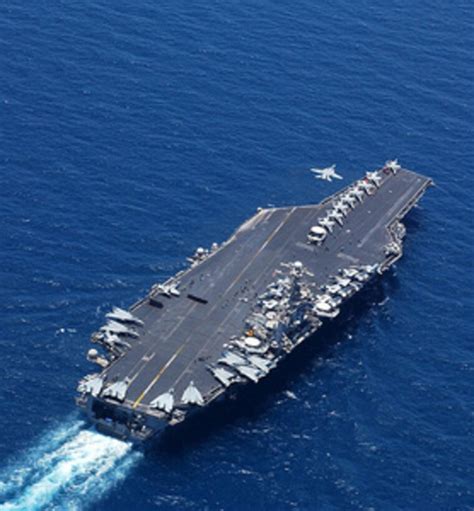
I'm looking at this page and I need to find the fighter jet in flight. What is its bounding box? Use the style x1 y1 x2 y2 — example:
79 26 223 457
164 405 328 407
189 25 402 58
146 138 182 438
310 165 343 182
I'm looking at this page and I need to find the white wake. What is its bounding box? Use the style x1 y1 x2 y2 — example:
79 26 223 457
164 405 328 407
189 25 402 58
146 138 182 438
0 419 142 511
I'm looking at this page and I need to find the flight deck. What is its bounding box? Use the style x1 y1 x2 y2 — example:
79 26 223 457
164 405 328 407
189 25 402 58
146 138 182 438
77 163 432 441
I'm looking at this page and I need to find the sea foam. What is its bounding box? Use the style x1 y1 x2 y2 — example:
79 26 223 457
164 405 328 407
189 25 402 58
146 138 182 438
0 420 141 511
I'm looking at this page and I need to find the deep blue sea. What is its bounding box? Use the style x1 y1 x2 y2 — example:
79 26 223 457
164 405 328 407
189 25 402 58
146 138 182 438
0 1 472 509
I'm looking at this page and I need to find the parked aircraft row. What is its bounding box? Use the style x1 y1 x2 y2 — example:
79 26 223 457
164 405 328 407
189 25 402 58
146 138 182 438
307 168 386 245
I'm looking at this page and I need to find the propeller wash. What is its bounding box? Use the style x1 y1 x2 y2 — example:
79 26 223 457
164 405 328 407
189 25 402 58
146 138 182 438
77 162 432 442
0 419 142 511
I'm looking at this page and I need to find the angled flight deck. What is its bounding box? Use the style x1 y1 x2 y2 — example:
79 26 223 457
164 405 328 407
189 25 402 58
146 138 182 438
77 163 432 441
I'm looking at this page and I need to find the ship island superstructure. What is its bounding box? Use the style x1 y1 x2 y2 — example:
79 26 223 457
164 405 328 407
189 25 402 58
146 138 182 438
76 162 432 441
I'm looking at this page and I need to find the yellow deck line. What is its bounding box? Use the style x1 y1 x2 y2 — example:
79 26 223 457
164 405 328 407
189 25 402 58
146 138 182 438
168 207 299 390
132 344 185 409
132 208 295 408
216 207 296 302
127 303 198 383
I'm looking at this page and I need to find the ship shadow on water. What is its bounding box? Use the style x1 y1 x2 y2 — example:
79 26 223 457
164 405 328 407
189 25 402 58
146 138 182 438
146 271 401 457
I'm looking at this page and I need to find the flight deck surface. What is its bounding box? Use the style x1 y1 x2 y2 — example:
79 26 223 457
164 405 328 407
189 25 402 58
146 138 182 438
77 165 432 440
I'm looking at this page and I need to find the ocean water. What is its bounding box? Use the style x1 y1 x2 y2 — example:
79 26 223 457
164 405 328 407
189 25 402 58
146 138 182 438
0 0 472 509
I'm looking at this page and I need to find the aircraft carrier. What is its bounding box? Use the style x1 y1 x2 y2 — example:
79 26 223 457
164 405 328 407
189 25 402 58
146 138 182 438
76 161 432 441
